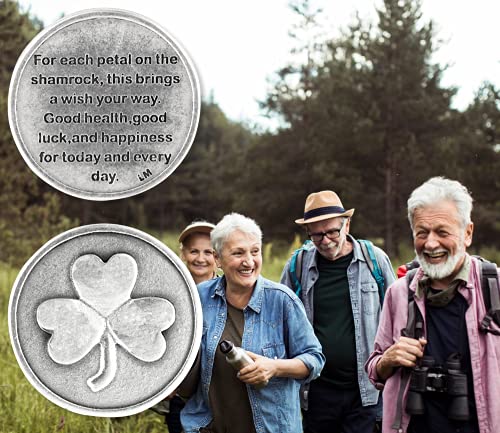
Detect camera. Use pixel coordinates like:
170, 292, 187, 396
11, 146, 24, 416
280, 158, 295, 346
406, 353, 469, 421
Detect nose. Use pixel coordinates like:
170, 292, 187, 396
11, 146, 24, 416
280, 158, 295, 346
424, 232, 440, 250
193, 253, 205, 263
242, 252, 254, 266
321, 235, 330, 244
320, 234, 335, 246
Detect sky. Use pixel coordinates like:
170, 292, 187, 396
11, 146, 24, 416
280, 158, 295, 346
17, 0, 500, 130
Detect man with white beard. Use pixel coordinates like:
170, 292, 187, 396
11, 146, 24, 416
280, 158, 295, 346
365, 177, 500, 433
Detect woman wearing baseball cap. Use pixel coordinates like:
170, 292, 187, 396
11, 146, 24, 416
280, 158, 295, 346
179, 221, 218, 284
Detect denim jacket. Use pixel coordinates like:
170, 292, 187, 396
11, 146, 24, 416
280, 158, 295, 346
280, 235, 395, 408
181, 275, 325, 433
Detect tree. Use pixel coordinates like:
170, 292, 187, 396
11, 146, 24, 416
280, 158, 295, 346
58, 100, 257, 233
0, 0, 75, 266
448, 83, 500, 248
358, 0, 458, 254
250, 0, 349, 240
260, 0, 457, 254
149, 100, 256, 230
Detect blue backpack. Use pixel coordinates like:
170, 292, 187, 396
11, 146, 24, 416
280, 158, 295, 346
288, 239, 386, 304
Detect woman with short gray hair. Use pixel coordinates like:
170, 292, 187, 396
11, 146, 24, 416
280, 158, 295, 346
210, 213, 262, 256
181, 212, 324, 433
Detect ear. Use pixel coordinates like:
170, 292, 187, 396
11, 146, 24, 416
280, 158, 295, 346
180, 248, 186, 261
344, 218, 351, 235
464, 222, 473, 248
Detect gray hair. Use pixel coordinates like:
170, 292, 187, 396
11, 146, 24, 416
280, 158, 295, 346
407, 177, 473, 229
211, 213, 262, 255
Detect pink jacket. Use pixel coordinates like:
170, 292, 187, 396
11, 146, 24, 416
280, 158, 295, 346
365, 256, 500, 433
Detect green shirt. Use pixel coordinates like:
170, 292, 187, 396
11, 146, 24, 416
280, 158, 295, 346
313, 252, 357, 388
208, 302, 256, 433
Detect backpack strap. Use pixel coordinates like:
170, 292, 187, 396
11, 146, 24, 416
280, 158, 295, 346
358, 239, 386, 304
289, 249, 303, 296
402, 268, 424, 339
392, 269, 423, 430
478, 260, 500, 335
405, 268, 419, 290
288, 240, 312, 297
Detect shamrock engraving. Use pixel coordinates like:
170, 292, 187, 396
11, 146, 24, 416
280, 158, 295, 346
37, 253, 175, 392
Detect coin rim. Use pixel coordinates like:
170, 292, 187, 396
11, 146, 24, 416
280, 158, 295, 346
8, 8, 201, 201
8, 223, 203, 417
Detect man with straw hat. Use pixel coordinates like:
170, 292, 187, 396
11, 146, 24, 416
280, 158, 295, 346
281, 190, 395, 433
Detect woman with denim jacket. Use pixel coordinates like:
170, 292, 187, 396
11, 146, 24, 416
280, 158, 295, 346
180, 213, 325, 433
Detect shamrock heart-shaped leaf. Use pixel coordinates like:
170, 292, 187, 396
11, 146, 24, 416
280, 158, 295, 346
71, 253, 137, 316
109, 297, 175, 362
37, 299, 106, 364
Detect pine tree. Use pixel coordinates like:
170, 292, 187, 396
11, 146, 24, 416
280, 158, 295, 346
450, 83, 500, 247
262, 0, 457, 254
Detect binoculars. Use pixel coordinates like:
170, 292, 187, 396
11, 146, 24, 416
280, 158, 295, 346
406, 354, 469, 421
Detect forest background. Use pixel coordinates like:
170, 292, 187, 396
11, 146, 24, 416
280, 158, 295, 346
0, 0, 499, 432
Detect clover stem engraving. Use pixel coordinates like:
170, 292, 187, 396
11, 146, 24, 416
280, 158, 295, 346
88, 333, 117, 392
37, 253, 176, 392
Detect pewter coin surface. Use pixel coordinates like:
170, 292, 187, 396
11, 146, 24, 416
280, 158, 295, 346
8, 224, 202, 417
9, 9, 200, 200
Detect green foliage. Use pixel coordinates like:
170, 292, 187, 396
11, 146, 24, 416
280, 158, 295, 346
145, 101, 256, 229
1, 0, 499, 268
0, 1, 76, 267
250, 0, 500, 253
453, 83, 500, 247
56, 100, 257, 235
477, 246, 500, 266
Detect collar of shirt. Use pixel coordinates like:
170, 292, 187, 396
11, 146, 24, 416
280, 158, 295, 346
213, 275, 264, 314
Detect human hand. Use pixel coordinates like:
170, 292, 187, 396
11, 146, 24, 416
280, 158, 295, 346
237, 351, 274, 386
377, 337, 427, 379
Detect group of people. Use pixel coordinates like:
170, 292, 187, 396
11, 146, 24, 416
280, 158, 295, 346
162, 176, 499, 433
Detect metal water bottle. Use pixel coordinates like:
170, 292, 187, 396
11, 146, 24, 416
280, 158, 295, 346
219, 340, 268, 389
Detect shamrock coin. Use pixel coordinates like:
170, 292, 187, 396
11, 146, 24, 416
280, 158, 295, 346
9, 9, 200, 200
9, 224, 202, 417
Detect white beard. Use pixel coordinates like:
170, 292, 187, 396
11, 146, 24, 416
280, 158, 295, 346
417, 244, 466, 281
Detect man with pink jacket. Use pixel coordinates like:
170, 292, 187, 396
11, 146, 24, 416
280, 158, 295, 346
365, 177, 500, 433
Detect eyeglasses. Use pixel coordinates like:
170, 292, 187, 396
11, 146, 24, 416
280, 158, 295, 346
308, 219, 347, 243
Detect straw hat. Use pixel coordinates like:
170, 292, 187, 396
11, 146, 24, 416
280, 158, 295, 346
178, 221, 215, 243
295, 190, 355, 225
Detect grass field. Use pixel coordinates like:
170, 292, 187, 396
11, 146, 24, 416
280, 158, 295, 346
1, 231, 496, 433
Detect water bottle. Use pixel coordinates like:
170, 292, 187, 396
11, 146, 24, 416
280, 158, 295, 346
219, 340, 268, 389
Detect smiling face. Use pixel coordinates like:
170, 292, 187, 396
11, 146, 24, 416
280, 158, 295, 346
216, 230, 262, 293
181, 233, 217, 284
412, 200, 473, 288
306, 217, 352, 261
